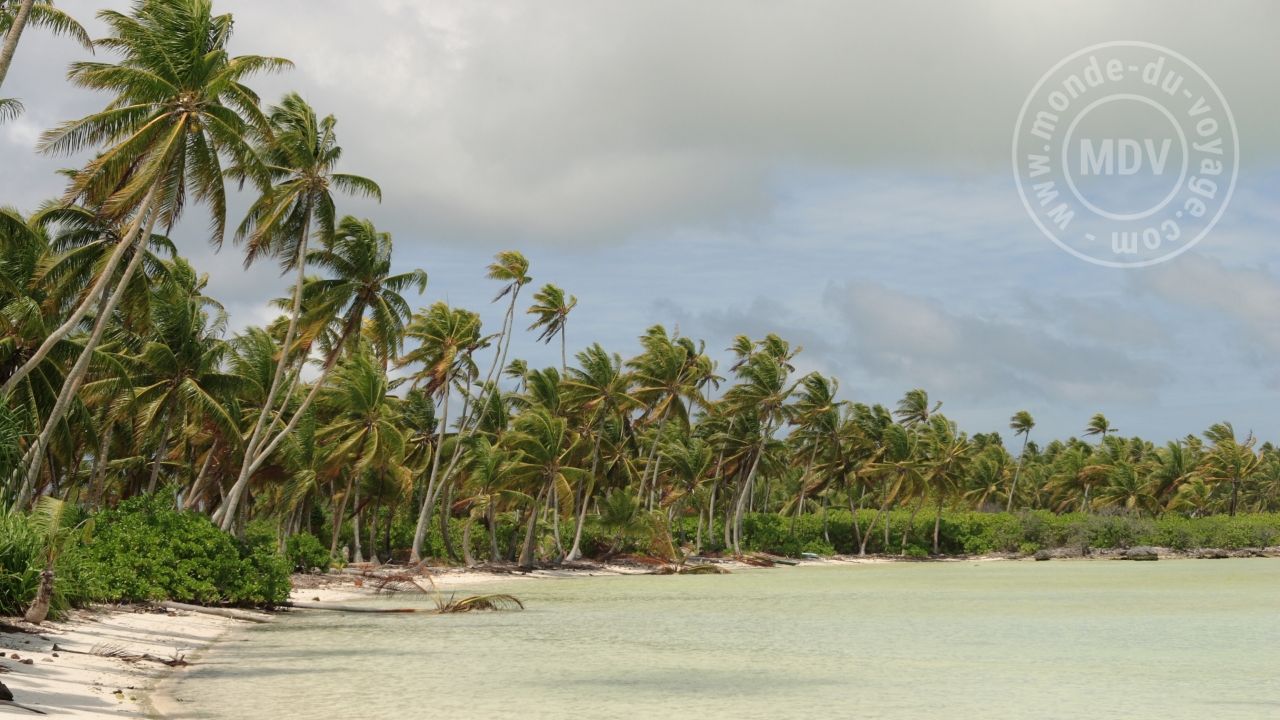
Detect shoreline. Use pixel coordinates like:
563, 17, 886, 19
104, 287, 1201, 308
5, 549, 1277, 717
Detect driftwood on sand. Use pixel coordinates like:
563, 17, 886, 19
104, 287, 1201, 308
159, 601, 273, 623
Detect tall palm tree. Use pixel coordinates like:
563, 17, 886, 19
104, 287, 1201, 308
232, 93, 379, 494
562, 343, 635, 560
215, 216, 424, 530
894, 388, 939, 428
316, 346, 406, 556
506, 407, 581, 569
724, 341, 793, 554
398, 302, 483, 562
527, 283, 576, 372
1006, 410, 1034, 512
12, 0, 289, 505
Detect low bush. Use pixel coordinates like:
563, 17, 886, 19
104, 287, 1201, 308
287, 532, 331, 572
68, 495, 290, 606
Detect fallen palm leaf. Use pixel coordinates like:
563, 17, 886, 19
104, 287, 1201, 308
434, 593, 524, 613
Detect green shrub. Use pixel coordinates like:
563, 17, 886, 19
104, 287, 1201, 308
287, 532, 331, 572
68, 495, 290, 606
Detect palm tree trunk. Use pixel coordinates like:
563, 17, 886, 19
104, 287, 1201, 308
410, 391, 450, 562
518, 484, 547, 569
14, 205, 161, 508
932, 496, 944, 555
146, 402, 177, 494
900, 496, 924, 555
1007, 435, 1027, 512
566, 429, 602, 561
462, 517, 476, 567
2, 185, 161, 398
217, 322, 355, 531
733, 438, 769, 555
440, 476, 459, 562
237, 216, 311, 496
329, 471, 357, 558
0, 0, 36, 90
88, 419, 114, 509
859, 489, 891, 556
351, 487, 364, 563
560, 324, 567, 374
487, 503, 499, 562
184, 440, 217, 511
22, 567, 53, 625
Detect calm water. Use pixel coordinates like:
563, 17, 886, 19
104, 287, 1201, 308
166, 560, 1280, 719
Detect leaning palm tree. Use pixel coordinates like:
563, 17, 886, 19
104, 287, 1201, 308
397, 302, 483, 562
215, 216, 424, 530
232, 93, 381, 507
12, 0, 289, 506
1006, 410, 1035, 512
1084, 413, 1115, 440
527, 283, 576, 372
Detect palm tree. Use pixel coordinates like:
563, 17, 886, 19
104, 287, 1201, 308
724, 340, 793, 554
232, 93, 381, 508
562, 343, 635, 560
527, 283, 576, 372
506, 407, 581, 569
894, 388, 939, 428
215, 216, 424, 530
12, 0, 289, 506
1006, 410, 1034, 512
0, 1, 91, 98
1084, 413, 1115, 440
116, 259, 243, 494
924, 414, 970, 553
316, 346, 405, 557
397, 302, 483, 562
1199, 422, 1260, 517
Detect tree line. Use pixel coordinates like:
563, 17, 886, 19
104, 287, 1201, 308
2, 1, 1278, 569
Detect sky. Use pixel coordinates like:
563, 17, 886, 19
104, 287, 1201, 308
2, 0, 1279, 444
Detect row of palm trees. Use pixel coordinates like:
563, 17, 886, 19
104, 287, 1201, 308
3, 1, 1279, 569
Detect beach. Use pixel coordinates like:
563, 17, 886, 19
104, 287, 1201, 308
4, 551, 1275, 717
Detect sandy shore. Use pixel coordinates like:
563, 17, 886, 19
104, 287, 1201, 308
0, 605, 253, 718
5, 550, 1272, 717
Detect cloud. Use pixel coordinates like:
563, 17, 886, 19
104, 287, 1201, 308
822, 280, 1167, 405
7, 0, 1278, 245
1135, 253, 1280, 362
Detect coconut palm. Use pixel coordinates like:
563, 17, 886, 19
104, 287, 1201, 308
562, 343, 634, 560
13, 0, 289, 506
316, 346, 406, 557
894, 388, 939, 428
397, 302, 483, 562
506, 407, 581, 569
215, 216, 424, 530
526, 283, 576, 372
1006, 410, 1034, 511
1199, 422, 1260, 517
232, 93, 381, 508
1084, 413, 1115, 440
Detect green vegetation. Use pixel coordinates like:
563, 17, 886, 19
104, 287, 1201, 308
2, 0, 1279, 626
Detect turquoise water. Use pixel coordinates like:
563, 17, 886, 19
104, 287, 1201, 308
166, 560, 1280, 719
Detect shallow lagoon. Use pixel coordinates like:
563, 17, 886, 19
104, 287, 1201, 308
168, 559, 1280, 719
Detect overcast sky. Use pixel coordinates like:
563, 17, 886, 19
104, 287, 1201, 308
3, 0, 1280, 444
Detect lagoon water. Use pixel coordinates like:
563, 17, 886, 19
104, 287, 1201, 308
167, 560, 1280, 719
